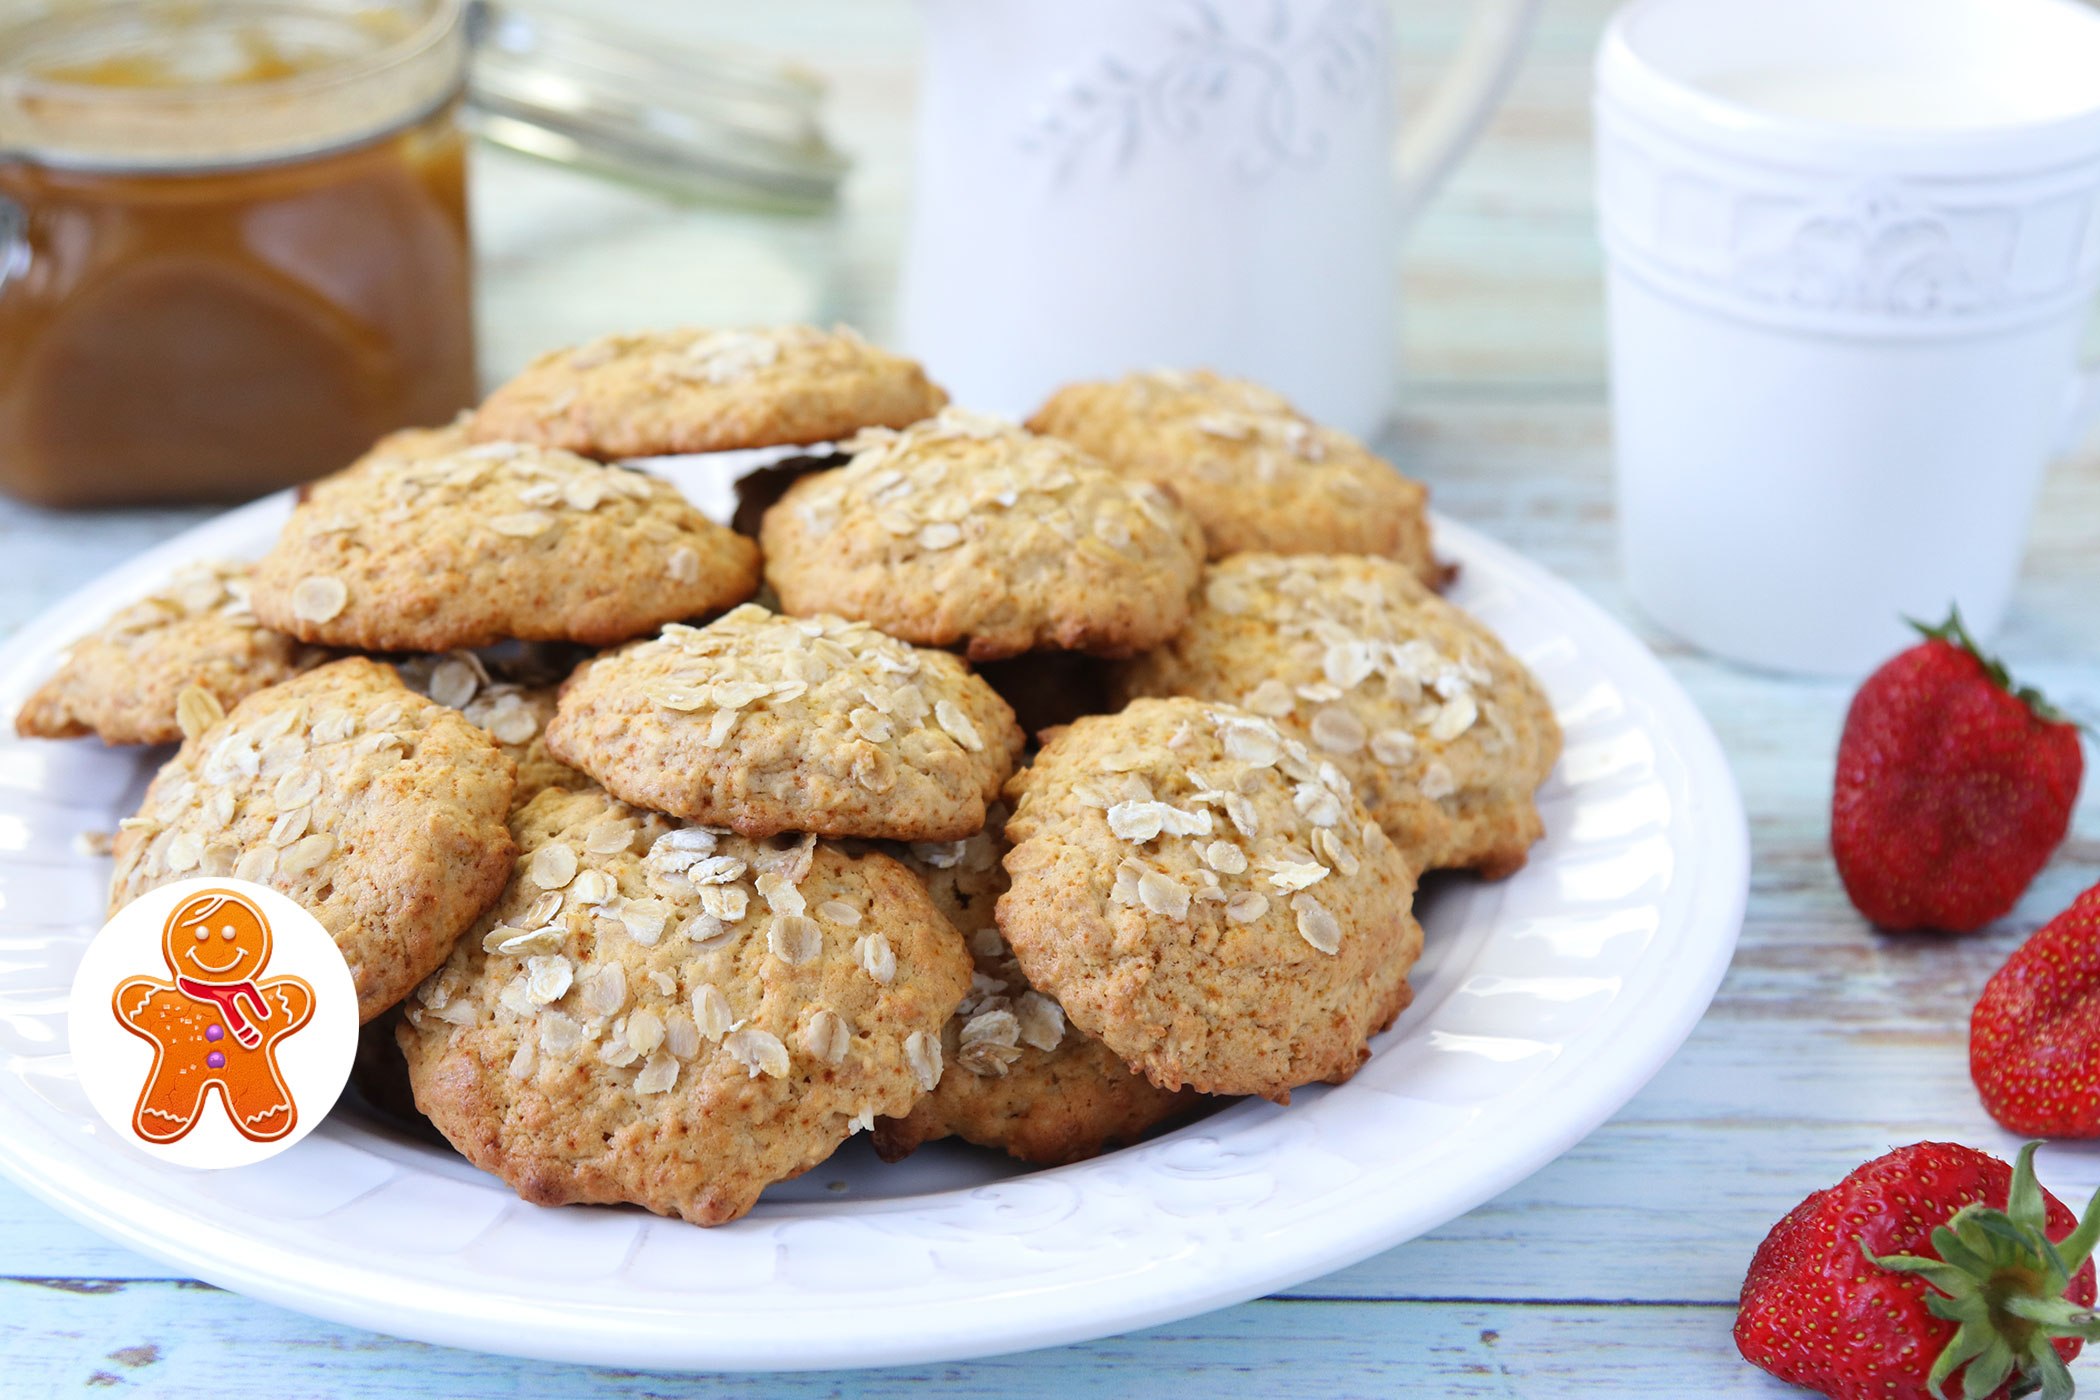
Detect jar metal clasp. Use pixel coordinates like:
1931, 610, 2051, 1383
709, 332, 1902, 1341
0, 192, 27, 295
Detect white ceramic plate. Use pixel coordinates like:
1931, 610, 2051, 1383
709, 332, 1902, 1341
0, 469, 1748, 1372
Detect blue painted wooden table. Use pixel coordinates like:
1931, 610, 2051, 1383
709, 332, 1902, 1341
6, 2, 2100, 1394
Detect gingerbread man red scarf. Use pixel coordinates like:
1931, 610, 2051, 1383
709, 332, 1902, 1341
174, 976, 269, 1049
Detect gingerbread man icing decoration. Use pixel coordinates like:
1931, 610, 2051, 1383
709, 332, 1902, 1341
112, 889, 314, 1144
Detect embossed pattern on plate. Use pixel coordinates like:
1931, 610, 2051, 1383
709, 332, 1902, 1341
0, 474, 1748, 1371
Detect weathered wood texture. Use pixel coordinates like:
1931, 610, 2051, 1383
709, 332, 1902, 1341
10, 1285, 1762, 1397
6, 0, 2100, 1394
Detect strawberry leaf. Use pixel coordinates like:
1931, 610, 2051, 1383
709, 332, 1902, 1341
2053, 1181, 2100, 1276
2025, 1337, 2076, 1400
1966, 1335, 2018, 1399
2011, 1143, 2049, 1230
1930, 1314, 1992, 1398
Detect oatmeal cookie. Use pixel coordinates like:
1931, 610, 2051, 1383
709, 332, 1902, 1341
251, 430, 758, 653
469, 325, 948, 459
1028, 369, 1437, 580
396, 653, 583, 809
999, 697, 1421, 1102
760, 408, 1206, 660
545, 604, 1024, 841
1117, 554, 1560, 878
109, 658, 518, 1022
868, 811, 1204, 1166
16, 560, 328, 745
397, 786, 971, 1226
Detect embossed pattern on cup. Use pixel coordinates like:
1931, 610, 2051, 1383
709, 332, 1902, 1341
1597, 98, 2100, 339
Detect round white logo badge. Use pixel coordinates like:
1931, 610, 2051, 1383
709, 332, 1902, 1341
69, 878, 357, 1169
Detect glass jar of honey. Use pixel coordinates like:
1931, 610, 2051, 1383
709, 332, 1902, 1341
0, 0, 475, 507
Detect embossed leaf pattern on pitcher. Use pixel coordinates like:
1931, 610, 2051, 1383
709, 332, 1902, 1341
1021, 0, 1384, 183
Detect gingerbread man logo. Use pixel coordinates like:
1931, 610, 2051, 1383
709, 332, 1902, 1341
111, 889, 315, 1144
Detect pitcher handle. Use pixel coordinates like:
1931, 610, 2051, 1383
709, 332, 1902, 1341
1394, 0, 1542, 227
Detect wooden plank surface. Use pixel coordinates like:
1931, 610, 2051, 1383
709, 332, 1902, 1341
6, 0, 2100, 1394
8, 1286, 1764, 1397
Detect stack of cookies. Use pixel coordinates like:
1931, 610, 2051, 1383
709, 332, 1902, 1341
21, 325, 1560, 1227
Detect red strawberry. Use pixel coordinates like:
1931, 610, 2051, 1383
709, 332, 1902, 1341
1736, 1142, 2100, 1400
1832, 609, 2083, 933
1974, 883, 2100, 1137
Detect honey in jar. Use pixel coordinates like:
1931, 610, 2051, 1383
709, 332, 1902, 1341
0, 1, 477, 506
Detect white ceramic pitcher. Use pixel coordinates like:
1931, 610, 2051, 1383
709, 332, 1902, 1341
899, 0, 1541, 439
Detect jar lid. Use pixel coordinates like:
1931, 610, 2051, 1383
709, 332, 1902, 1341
465, 1, 848, 212
0, 0, 466, 170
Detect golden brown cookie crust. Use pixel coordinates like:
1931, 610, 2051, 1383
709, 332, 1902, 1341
1117, 554, 1561, 878
468, 325, 949, 459
250, 428, 759, 653
16, 561, 328, 746
1028, 369, 1437, 580
760, 408, 1206, 660
867, 813, 1203, 1166
109, 657, 519, 1022
545, 604, 1025, 842
397, 787, 971, 1226
998, 697, 1422, 1102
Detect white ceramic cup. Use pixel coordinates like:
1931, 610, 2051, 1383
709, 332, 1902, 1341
1596, 0, 2100, 677
900, 0, 1541, 440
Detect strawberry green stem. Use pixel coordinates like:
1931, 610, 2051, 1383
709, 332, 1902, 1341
1907, 607, 2076, 728
1867, 1143, 2100, 1400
